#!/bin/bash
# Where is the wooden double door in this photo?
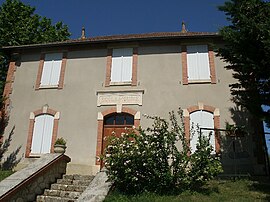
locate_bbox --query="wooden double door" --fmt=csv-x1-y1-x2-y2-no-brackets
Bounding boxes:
102,113,134,164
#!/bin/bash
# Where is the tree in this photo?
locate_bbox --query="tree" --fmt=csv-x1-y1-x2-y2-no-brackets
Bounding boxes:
0,0,71,169
0,0,71,94
0,0,70,46
218,0,270,127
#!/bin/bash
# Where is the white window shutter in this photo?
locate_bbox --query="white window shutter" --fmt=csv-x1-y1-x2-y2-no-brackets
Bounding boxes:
187,45,210,81
31,116,45,154
121,48,132,82
50,59,62,85
40,115,54,153
187,49,198,80
111,48,133,82
201,111,215,153
31,114,54,154
190,111,201,153
111,49,123,82
40,61,52,86
41,53,62,86
197,45,210,80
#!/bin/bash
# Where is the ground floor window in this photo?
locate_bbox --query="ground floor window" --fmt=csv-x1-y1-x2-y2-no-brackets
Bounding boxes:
190,110,215,154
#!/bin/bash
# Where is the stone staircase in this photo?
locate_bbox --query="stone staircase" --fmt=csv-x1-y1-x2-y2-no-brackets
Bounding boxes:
36,174,94,202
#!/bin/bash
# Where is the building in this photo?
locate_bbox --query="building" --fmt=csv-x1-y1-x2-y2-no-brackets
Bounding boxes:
1,29,267,175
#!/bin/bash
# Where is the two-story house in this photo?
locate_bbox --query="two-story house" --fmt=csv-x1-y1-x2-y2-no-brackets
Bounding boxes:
1,30,267,176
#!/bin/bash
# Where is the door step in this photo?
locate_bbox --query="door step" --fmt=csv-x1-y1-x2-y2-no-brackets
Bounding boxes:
36,174,94,202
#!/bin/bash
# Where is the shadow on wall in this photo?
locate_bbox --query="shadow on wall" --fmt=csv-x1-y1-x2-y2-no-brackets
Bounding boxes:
219,104,266,176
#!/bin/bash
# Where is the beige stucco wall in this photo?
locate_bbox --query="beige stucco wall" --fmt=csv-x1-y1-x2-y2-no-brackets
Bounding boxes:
5,42,261,175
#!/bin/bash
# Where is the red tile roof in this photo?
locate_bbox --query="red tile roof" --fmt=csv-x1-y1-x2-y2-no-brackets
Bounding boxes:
1,31,220,51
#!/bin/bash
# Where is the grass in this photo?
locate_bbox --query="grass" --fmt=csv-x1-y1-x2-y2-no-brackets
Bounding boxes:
0,170,14,181
104,179,270,202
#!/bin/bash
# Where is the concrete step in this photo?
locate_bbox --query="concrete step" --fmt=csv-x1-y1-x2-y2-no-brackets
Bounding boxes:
63,174,94,181
51,183,88,192
57,179,92,186
36,195,75,202
36,174,95,201
44,189,81,199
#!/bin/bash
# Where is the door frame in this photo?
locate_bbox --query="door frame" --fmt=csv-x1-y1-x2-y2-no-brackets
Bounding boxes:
95,107,140,165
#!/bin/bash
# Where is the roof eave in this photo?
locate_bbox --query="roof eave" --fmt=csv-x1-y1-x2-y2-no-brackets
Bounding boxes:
0,32,222,52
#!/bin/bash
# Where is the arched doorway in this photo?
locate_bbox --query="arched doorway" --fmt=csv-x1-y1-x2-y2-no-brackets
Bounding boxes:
102,113,134,154
96,107,140,166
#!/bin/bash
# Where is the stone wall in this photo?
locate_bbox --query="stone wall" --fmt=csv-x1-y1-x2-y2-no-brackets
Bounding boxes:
0,153,70,201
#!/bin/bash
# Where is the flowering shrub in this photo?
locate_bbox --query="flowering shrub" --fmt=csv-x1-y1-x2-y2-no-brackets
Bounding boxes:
103,109,223,194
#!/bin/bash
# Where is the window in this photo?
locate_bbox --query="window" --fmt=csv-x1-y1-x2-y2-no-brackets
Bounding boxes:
190,110,215,154
104,113,134,125
31,114,54,154
40,53,62,86
182,45,216,84
111,48,133,83
187,45,210,82
26,107,60,157
105,48,138,86
35,52,67,89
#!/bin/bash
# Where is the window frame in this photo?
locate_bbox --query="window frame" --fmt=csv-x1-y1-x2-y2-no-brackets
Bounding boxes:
183,104,221,154
189,110,215,154
35,52,67,90
25,107,60,157
31,114,54,155
182,44,216,85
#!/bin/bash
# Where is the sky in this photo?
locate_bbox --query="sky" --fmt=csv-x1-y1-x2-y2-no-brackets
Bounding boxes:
0,0,229,39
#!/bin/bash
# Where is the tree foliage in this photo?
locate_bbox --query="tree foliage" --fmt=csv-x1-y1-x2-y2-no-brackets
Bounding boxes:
0,0,70,46
218,0,270,127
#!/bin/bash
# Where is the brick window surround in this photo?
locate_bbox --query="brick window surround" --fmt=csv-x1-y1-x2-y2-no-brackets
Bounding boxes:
181,45,216,85
35,52,67,90
183,103,221,154
105,48,138,87
3,60,16,112
25,106,60,157
95,107,140,165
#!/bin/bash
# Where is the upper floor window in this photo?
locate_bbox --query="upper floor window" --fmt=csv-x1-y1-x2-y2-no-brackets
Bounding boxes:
41,53,62,87
182,45,216,85
35,52,67,90
111,48,133,83
105,48,138,86
187,45,210,82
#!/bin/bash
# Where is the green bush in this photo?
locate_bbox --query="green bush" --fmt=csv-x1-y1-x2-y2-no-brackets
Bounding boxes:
103,109,223,194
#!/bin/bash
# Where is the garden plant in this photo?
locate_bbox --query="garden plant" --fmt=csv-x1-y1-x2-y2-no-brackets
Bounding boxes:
103,108,223,194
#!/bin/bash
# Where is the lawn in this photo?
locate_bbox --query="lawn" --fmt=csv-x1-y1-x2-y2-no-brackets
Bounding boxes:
0,170,14,182
104,179,270,202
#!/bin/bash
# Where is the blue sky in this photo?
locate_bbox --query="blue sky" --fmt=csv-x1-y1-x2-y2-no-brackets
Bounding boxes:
0,0,228,39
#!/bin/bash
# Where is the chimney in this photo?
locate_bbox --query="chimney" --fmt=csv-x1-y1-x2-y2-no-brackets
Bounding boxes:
81,27,86,39
181,21,187,33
